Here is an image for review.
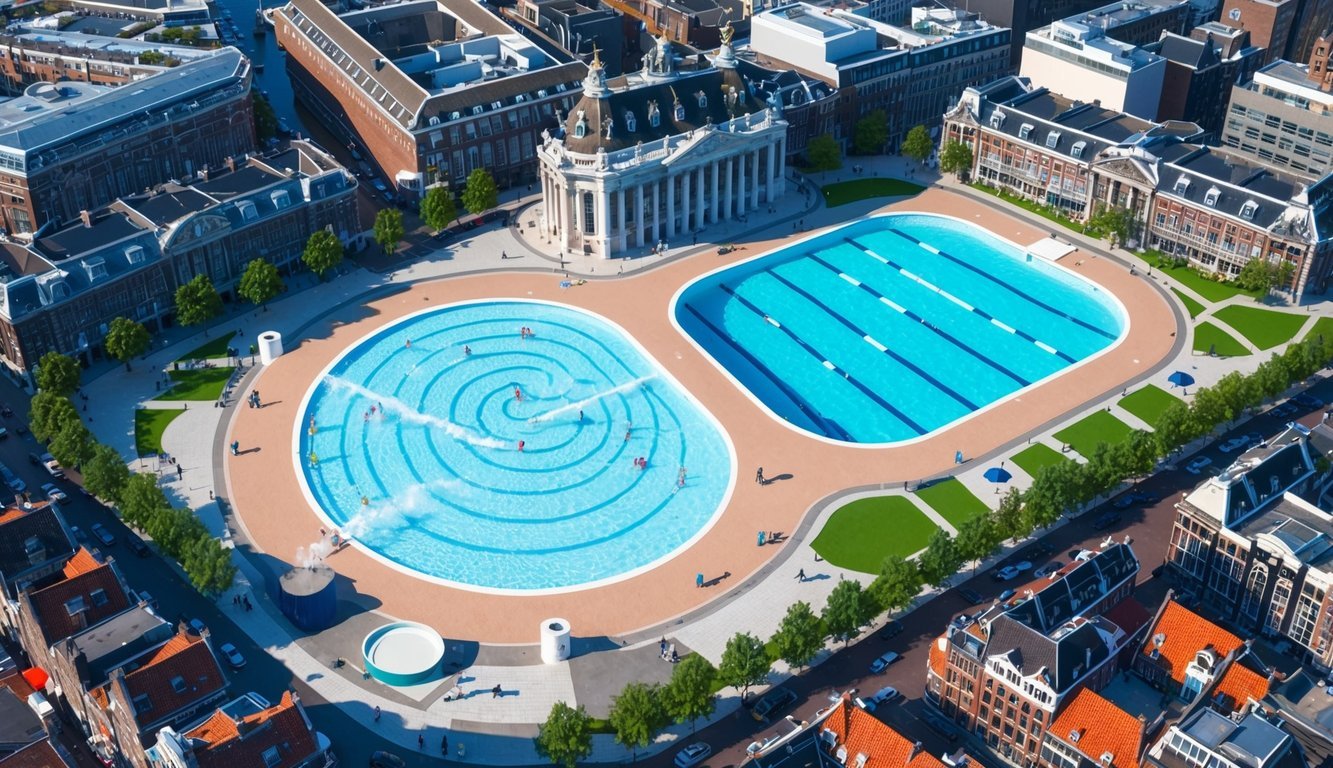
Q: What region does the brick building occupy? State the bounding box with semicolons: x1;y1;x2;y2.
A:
10;548;132;665
0;141;358;375
592;0;744;48
148;692;333;768
1150;23;1263;137
0;47;253;237
0;503;73;609
0;29;217;94
925;541;1142;767
1167;422;1333;673
1036;688;1147;768
1220;0;1299;65
276;0;585;198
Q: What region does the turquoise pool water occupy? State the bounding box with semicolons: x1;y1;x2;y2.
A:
675;213;1126;444
297;301;733;592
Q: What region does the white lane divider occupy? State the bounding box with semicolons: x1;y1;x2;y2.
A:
839;273;861;287
864;335;887;353
1034;340;1059;355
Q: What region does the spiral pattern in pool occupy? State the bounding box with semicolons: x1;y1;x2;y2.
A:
298;301;733;591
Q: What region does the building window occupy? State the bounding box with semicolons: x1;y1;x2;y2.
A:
1240;201;1258;220
1204;187;1220;207
1019;123;1033;140
625;111;636;132
262;747;281;768
90;589;108;606
170;676;187;694
132;694;153;714
1046;131;1061;149
1174;177;1190;195
1071;141;1086;159
673;102;685;122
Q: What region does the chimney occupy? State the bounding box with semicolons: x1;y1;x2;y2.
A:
909;742;923;761
79;210;92;228
1085;647;1092;669
225;156;237;173
199;166;210;181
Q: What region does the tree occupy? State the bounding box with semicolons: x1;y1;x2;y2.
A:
105;317;150;371
868;554;922;615
174;274;222;328
303;229;344;279
1254;359;1289;401
1190;386;1229;436
772;601;822;671
461;168;499;217
1120;429;1159;483
1236;258;1275;293
534;702;593;768
608;682;665;762
29;392;78;444
180;535;235;595
1086;204;1136;245
852;110;888;155
1214;371;1259;419
900;124;934;163
1155;401;1196;457
372;209;404;259
35;352;80;396
83;443;130;504
939;140;973;179
954;514;999;574
419;186;457;232
992;487;1027;542
48;417;94;468
118;472;170;532
806;134;842;173
718;632;770;699
238;258;284;310
917;529;961;587
662;654;716;733
823;579;871;645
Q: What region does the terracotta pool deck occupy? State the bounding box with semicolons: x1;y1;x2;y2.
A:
224;188;1179;644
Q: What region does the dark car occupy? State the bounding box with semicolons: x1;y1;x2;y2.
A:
0;403;13;417
1273;403;1300;419
879;620;903;640
751;688;797;722
921;712;960;742
1093;511;1122;530
956;588;984;605
369;752;405;768
1294;393;1324;409
1113;490;1157;509
126;534;150;558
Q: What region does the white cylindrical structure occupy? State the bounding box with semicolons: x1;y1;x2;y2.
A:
258;331;283;365
540;618;571;664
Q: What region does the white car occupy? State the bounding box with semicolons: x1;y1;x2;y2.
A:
40;482;66;503
867;686;899;707
869;651;900;674
995;561;1033;581
218;642;246;669
1186;456;1214;475
1034;561;1064;578
674;742;711;768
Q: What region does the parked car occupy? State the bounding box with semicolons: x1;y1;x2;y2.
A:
40;453;63;478
998;589;1016;602
1220;433;1263;453
951;613;973;630
1185;456;1214;475
90;523;115;546
1272;403;1299;419
1113;490;1157;508
746;735;782;756
370;179;388;193
867;686;899;707
869;651;901;674
922;712;960;742
126;534;150;558
0;427;8;440
878;620;903;640
674;742;711;768
70;525;89;544
0;403;14;417
218;642;246;669
369;752;405;768
0;463;24;493
136;590;158;610
187;618;207;635
751;688;797;722
1034;561;1064;578
1092;511;1122;531
40;483;66;503
956;588;984;605
1293;393;1324;409
994;561;1033;581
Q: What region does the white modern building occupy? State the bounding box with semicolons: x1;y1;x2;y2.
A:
1020;18;1166;118
537;37;787;258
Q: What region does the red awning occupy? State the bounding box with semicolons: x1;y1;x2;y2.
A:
21;667;48;690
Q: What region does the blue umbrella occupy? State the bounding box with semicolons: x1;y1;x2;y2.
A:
1168;371;1195;388
984;467;1012;484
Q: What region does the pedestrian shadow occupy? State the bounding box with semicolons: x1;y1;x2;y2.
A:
802;573;831;582
259;401;283;409
703;571;732;588
761;473;794;485
239;447;262;455
764;531;787;545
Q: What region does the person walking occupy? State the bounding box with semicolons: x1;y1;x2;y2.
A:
373;706;381;722
756;467;765;485
418;734;424;750
441;735;448;756
796;568;806;581
492;684;502;698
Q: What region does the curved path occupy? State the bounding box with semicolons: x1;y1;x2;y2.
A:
224;187;1179;644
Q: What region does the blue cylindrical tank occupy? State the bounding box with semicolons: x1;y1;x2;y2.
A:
278;564;336;631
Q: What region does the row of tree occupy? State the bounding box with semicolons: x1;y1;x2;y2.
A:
806;118;973;177
30;352;235;595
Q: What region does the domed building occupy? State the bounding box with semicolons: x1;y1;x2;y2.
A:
536;33;790;258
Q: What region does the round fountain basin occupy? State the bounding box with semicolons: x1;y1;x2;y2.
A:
362;621;444;686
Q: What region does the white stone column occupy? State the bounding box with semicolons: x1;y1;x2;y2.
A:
696;166;706;229
680;170;691;233
635;184;645;249
724;157;733;220
666;174;676;240
710;161;719;223
616;187;626;254
596;186;610;258
737;156;746;216
749;149;760;210
574;186;585;238
775;137;787;201
767;142;778;200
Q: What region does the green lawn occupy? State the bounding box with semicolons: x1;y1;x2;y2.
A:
175;331;237;362
811;496;937;574
1193;321;1251;357
1156;263;1260;303
155;367;236;401
914;477;990;529
1212;305;1308;350
1053;411;1134;458
969;183;1086;234
134;408;185;456
1171;288;1205;319
822;178;925;207
1011;443;1070;476
1118;385;1182;430
1304;316;1333;343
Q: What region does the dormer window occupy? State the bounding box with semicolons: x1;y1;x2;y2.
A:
696;91;707;108
63;596;86;616
1046;130;1061;148
170;676;187;694
1174;176;1191;195
990;112;1005;128
270;190;291;210
23;536;43;566
124;245;145;265
1071;141;1086;158
472;106;484;116
491;101;502;110
1240;200;1258;220
673;102;685;122
573;110;587;139
1204;187;1221;207
83;257;107;282
132;694;152;714
449;111;461;121
1019;123;1034;140
648;103;661;128
624;111;636;132
237;200;258;222
90;588;108;606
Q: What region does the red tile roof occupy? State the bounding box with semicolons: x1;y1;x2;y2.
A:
928;636;948;679
1213;661;1270;712
824;699;954;768
0;739;69;768
1141;601;1243;685
1102;597;1152;638
104;632;226;729
186;692;320;768
1048;689;1144;768
29;551;129;644
0;668;36;699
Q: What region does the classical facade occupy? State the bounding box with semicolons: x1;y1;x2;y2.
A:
537;37;787;258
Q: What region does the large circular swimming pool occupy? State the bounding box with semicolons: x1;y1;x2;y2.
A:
296;300;733;592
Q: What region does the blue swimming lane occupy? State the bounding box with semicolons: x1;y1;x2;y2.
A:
298;302;732;591
674;213;1126;444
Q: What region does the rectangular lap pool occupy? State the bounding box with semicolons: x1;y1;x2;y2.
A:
673;213;1126;444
